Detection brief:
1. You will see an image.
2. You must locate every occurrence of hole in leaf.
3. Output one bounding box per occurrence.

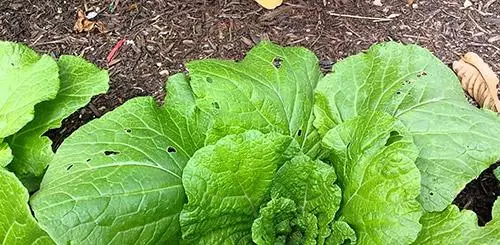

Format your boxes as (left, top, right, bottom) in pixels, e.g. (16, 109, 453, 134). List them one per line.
(125, 129, 132, 133)
(167, 146, 177, 153)
(273, 57, 283, 68)
(396, 91, 401, 95)
(385, 131, 403, 146)
(212, 102, 220, 110)
(417, 71, 428, 78)
(297, 129, 302, 137)
(66, 164, 73, 170)
(86, 159, 91, 162)
(104, 150, 120, 156)
(206, 77, 214, 83)
(453, 162, 499, 226)
(429, 192, 434, 196)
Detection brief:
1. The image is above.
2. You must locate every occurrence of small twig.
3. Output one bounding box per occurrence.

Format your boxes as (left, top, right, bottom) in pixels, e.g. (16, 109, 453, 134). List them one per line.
(472, 8, 494, 16)
(31, 34, 44, 45)
(468, 13, 491, 34)
(310, 34, 322, 47)
(402, 34, 430, 41)
(327, 12, 393, 22)
(423, 9, 441, 24)
(469, 42, 500, 51)
(484, 0, 497, 9)
(32, 39, 67, 47)
(441, 10, 460, 19)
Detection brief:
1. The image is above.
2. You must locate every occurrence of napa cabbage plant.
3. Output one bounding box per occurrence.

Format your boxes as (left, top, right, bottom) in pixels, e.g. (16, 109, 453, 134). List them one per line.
(1, 41, 499, 245)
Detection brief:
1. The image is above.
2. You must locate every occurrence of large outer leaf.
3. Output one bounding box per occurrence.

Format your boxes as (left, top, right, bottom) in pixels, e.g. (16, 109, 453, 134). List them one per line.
(31, 74, 208, 245)
(413, 199, 500, 244)
(0, 41, 59, 138)
(188, 41, 323, 158)
(180, 131, 298, 244)
(0, 169, 54, 245)
(322, 111, 422, 244)
(315, 42, 500, 212)
(7, 55, 109, 191)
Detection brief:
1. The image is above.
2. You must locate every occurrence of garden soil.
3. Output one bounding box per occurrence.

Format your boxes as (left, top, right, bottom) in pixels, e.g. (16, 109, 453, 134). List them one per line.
(1, 0, 499, 225)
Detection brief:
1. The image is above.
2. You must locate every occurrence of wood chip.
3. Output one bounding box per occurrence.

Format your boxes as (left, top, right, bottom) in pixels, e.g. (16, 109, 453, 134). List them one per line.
(241, 36, 253, 46)
(373, 0, 383, 7)
(259, 5, 293, 21)
(463, 0, 473, 8)
(488, 35, 500, 43)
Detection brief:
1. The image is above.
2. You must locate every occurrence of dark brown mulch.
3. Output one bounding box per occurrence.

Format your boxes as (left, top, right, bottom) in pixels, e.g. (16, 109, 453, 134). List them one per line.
(1, 0, 499, 225)
(454, 162, 500, 226)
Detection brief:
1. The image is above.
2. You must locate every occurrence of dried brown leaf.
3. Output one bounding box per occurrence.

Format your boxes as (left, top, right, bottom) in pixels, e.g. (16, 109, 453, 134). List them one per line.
(453, 52, 500, 112)
(73, 9, 105, 33)
(96, 21, 107, 33)
(73, 9, 86, 32)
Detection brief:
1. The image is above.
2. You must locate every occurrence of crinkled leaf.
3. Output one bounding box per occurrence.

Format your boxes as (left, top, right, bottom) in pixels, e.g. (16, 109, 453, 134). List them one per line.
(414, 199, 500, 244)
(0, 168, 54, 245)
(0, 141, 13, 167)
(180, 131, 299, 244)
(254, 207, 318, 245)
(270, 155, 342, 244)
(7, 55, 109, 191)
(322, 111, 422, 244)
(188, 41, 323, 158)
(252, 197, 297, 245)
(31, 74, 208, 245)
(0, 41, 59, 138)
(251, 156, 341, 245)
(315, 42, 500, 212)
(325, 221, 357, 245)
(293, 213, 319, 245)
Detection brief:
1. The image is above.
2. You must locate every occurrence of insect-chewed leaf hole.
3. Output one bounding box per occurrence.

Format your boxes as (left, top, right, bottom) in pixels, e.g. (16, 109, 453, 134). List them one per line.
(273, 57, 283, 68)
(385, 131, 403, 146)
(206, 77, 214, 83)
(167, 146, 177, 153)
(66, 164, 73, 170)
(104, 150, 120, 156)
(417, 71, 428, 77)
